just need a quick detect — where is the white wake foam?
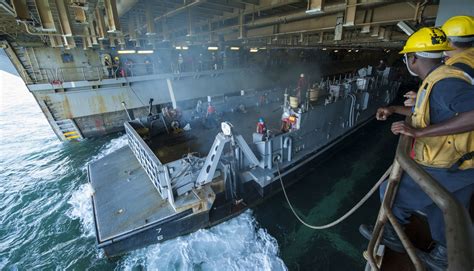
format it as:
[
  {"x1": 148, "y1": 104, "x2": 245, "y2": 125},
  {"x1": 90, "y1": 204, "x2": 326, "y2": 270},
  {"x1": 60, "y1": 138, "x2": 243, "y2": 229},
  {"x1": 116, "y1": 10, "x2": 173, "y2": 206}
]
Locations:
[
  {"x1": 88, "y1": 135, "x2": 129, "y2": 165},
  {"x1": 117, "y1": 210, "x2": 287, "y2": 271},
  {"x1": 66, "y1": 183, "x2": 95, "y2": 238}
]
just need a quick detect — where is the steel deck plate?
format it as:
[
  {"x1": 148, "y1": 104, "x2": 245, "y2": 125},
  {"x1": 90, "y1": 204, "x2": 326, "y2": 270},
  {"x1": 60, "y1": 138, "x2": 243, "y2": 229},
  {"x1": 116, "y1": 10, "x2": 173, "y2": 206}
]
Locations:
[{"x1": 89, "y1": 147, "x2": 177, "y2": 242}]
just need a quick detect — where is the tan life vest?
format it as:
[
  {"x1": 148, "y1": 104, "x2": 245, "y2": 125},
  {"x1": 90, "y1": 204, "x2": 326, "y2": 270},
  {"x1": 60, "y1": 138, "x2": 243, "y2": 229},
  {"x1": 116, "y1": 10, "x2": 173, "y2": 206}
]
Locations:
[
  {"x1": 411, "y1": 65, "x2": 474, "y2": 170},
  {"x1": 445, "y1": 47, "x2": 474, "y2": 69}
]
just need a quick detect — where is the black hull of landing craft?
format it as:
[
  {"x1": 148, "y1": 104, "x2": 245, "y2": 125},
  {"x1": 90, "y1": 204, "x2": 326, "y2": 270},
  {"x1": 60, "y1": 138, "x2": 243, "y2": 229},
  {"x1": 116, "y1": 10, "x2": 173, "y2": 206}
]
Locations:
[{"x1": 94, "y1": 117, "x2": 373, "y2": 258}]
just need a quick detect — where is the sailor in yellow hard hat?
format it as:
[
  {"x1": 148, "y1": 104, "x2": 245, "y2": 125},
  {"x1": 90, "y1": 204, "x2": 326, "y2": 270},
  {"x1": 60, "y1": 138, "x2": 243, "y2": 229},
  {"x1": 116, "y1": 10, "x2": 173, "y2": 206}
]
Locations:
[
  {"x1": 441, "y1": 15, "x2": 474, "y2": 77},
  {"x1": 359, "y1": 27, "x2": 474, "y2": 271}
]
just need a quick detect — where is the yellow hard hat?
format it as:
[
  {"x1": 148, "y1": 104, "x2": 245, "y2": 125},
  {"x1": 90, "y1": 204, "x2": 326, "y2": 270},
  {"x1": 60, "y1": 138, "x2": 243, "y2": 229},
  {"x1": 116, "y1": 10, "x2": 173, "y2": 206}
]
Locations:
[
  {"x1": 114, "y1": 56, "x2": 119, "y2": 60},
  {"x1": 399, "y1": 27, "x2": 452, "y2": 54},
  {"x1": 441, "y1": 15, "x2": 474, "y2": 37}
]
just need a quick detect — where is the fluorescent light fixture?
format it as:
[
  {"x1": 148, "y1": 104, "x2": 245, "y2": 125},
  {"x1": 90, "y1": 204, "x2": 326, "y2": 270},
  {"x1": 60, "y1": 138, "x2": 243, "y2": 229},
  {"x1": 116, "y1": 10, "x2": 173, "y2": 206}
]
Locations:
[
  {"x1": 181, "y1": 46, "x2": 189, "y2": 50},
  {"x1": 249, "y1": 48, "x2": 258, "y2": 53},
  {"x1": 259, "y1": 47, "x2": 266, "y2": 50},
  {"x1": 118, "y1": 50, "x2": 136, "y2": 54},
  {"x1": 137, "y1": 50, "x2": 154, "y2": 54},
  {"x1": 208, "y1": 46, "x2": 219, "y2": 51},
  {"x1": 397, "y1": 21, "x2": 414, "y2": 36},
  {"x1": 175, "y1": 46, "x2": 182, "y2": 50},
  {"x1": 322, "y1": 47, "x2": 327, "y2": 51},
  {"x1": 230, "y1": 46, "x2": 240, "y2": 50}
]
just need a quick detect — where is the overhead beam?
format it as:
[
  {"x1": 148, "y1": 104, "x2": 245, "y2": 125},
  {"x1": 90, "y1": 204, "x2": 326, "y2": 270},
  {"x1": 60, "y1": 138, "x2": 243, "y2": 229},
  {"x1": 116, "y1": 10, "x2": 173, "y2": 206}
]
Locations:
[
  {"x1": 207, "y1": 0, "x2": 245, "y2": 10},
  {"x1": 144, "y1": 0, "x2": 301, "y2": 40},
  {"x1": 201, "y1": 2, "x2": 234, "y2": 13},
  {"x1": 239, "y1": 0, "x2": 259, "y2": 4},
  {"x1": 217, "y1": 2, "x2": 437, "y2": 42},
  {"x1": 153, "y1": 1, "x2": 205, "y2": 23}
]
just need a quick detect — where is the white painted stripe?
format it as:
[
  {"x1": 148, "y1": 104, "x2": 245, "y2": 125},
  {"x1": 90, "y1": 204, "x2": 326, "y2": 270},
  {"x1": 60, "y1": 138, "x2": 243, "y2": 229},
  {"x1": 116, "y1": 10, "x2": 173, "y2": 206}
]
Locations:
[{"x1": 166, "y1": 78, "x2": 177, "y2": 109}]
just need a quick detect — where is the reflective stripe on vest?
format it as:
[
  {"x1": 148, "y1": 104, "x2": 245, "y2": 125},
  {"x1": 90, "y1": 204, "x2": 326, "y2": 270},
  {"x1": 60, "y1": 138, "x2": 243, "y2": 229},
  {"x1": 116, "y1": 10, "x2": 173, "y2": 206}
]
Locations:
[{"x1": 411, "y1": 65, "x2": 474, "y2": 170}]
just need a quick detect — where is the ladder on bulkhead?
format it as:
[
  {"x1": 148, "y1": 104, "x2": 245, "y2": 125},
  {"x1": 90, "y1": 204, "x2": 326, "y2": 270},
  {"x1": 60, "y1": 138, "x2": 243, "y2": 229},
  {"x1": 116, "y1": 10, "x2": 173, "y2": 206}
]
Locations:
[{"x1": 55, "y1": 119, "x2": 83, "y2": 141}]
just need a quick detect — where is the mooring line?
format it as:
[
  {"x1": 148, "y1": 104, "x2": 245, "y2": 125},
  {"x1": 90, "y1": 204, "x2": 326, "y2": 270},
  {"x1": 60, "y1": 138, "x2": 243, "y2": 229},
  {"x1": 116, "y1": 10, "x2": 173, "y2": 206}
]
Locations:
[{"x1": 277, "y1": 163, "x2": 393, "y2": 230}]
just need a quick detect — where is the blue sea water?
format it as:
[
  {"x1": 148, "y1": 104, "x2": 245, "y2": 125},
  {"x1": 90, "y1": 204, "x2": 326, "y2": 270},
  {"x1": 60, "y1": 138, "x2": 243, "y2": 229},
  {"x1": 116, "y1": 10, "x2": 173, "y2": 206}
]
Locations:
[{"x1": 0, "y1": 53, "x2": 398, "y2": 270}]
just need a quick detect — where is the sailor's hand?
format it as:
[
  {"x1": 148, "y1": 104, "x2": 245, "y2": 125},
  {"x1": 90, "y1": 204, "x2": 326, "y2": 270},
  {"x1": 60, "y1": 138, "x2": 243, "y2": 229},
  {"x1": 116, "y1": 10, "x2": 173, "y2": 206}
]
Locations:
[
  {"x1": 376, "y1": 107, "x2": 394, "y2": 121},
  {"x1": 391, "y1": 121, "x2": 420, "y2": 137},
  {"x1": 403, "y1": 91, "x2": 417, "y2": 107}
]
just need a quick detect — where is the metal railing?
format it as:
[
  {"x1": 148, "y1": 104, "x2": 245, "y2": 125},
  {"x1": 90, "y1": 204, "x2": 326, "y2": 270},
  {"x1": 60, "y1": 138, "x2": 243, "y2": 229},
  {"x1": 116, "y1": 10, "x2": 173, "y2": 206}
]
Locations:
[
  {"x1": 366, "y1": 134, "x2": 474, "y2": 270},
  {"x1": 26, "y1": 56, "x2": 244, "y2": 84}
]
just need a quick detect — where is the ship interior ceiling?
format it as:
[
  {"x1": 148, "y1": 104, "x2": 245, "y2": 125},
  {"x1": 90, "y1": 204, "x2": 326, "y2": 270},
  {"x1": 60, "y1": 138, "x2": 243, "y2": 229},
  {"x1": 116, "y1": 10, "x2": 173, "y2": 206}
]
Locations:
[{"x1": 0, "y1": 0, "x2": 439, "y2": 83}]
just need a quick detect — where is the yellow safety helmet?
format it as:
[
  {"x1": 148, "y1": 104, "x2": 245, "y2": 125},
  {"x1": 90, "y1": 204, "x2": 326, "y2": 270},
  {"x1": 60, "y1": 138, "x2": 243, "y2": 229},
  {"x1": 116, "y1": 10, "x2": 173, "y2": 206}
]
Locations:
[
  {"x1": 114, "y1": 56, "x2": 119, "y2": 60},
  {"x1": 441, "y1": 15, "x2": 474, "y2": 37},
  {"x1": 399, "y1": 27, "x2": 452, "y2": 54}
]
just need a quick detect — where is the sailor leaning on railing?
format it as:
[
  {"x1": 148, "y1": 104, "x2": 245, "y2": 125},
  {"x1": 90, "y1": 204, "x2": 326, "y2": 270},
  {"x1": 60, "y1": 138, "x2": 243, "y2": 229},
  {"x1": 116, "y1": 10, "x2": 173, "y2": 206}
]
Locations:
[{"x1": 358, "y1": 20, "x2": 474, "y2": 271}]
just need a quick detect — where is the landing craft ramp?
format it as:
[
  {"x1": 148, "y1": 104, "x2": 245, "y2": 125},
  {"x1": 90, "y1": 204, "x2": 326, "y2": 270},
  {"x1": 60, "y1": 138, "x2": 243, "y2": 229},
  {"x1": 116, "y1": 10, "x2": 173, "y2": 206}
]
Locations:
[{"x1": 89, "y1": 147, "x2": 178, "y2": 242}]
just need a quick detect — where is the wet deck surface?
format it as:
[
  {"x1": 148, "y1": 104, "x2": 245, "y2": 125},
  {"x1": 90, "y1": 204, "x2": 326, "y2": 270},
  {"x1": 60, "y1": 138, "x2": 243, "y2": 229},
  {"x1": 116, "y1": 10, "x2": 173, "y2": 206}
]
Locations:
[{"x1": 90, "y1": 147, "x2": 177, "y2": 241}]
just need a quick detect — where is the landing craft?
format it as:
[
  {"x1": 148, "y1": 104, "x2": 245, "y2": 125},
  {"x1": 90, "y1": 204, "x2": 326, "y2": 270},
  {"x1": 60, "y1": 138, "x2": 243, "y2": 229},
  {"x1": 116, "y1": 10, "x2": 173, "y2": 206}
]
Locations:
[{"x1": 89, "y1": 67, "x2": 400, "y2": 256}]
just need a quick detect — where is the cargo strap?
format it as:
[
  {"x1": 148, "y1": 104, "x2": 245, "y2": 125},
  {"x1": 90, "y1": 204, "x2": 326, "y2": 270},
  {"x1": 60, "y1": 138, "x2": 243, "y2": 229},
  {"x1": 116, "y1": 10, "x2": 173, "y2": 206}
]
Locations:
[{"x1": 448, "y1": 151, "x2": 474, "y2": 173}]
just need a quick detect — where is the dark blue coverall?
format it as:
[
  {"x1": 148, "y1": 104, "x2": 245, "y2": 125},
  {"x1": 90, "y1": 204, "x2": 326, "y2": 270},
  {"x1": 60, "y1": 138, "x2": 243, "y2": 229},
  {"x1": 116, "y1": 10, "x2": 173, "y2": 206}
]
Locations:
[{"x1": 380, "y1": 69, "x2": 474, "y2": 247}]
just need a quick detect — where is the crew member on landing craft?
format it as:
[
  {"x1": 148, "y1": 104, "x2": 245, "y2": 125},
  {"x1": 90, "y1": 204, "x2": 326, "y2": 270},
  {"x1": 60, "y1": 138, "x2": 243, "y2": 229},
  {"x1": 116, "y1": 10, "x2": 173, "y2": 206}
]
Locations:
[
  {"x1": 104, "y1": 55, "x2": 113, "y2": 78},
  {"x1": 441, "y1": 15, "x2": 474, "y2": 77},
  {"x1": 296, "y1": 73, "x2": 307, "y2": 102},
  {"x1": 256, "y1": 117, "x2": 267, "y2": 134},
  {"x1": 359, "y1": 27, "x2": 474, "y2": 271}
]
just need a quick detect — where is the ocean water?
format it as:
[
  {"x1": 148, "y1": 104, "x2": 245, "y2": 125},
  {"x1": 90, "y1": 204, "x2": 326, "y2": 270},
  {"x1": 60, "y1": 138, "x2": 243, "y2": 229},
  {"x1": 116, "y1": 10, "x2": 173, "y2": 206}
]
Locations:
[{"x1": 0, "y1": 56, "x2": 398, "y2": 270}]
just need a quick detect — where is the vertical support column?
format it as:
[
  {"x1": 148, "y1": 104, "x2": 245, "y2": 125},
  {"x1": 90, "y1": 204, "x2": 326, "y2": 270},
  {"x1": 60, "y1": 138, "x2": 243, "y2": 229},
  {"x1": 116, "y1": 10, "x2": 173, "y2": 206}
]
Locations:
[
  {"x1": 73, "y1": 7, "x2": 87, "y2": 24},
  {"x1": 55, "y1": 0, "x2": 72, "y2": 36},
  {"x1": 334, "y1": 13, "x2": 344, "y2": 41},
  {"x1": 145, "y1": 1, "x2": 156, "y2": 36},
  {"x1": 371, "y1": 25, "x2": 380, "y2": 37},
  {"x1": 12, "y1": 0, "x2": 31, "y2": 21},
  {"x1": 89, "y1": 23, "x2": 99, "y2": 45},
  {"x1": 162, "y1": 19, "x2": 169, "y2": 41},
  {"x1": 343, "y1": 0, "x2": 357, "y2": 26},
  {"x1": 377, "y1": 27, "x2": 385, "y2": 40},
  {"x1": 238, "y1": 11, "x2": 246, "y2": 39},
  {"x1": 307, "y1": 0, "x2": 325, "y2": 13},
  {"x1": 104, "y1": 0, "x2": 121, "y2": 33},
  {"x1": 208, "y1": 19, "x2": 215, "y2": 42},
  {"x1": 360, "y1": 9, "x2": 373, "y2": 34},
  {"x1": 166, "y1": 78, "x2": 177, "y2": 109},
  {"x1": 128, "y1": 16, "x2": 137, "y2": 41},
  {"x1": 49, "y1": 35, "x2": 64, "y2": 47},
  {"x1": 34, "y1": 0, "x2": 56, "y2": 31},
  {"x1": 95, "y1": 7, "x2": 107, "y2": 40},
  {"x1": 64, "y1": 37, "x2": 76, "y2": 49}
]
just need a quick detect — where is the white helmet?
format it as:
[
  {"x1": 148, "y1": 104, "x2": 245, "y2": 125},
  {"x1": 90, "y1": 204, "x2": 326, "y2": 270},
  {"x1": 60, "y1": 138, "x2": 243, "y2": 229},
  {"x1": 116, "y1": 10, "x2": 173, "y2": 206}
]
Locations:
[{"x1": 300, "y1": 73, "x2": 304, "y2": 77}]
